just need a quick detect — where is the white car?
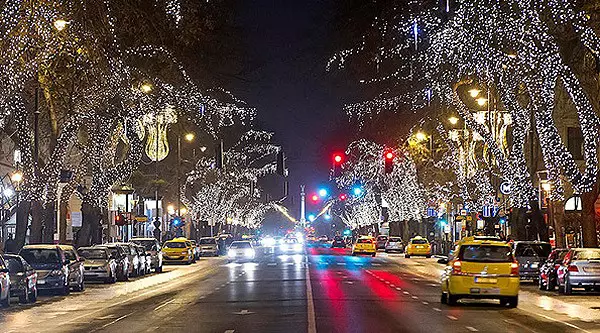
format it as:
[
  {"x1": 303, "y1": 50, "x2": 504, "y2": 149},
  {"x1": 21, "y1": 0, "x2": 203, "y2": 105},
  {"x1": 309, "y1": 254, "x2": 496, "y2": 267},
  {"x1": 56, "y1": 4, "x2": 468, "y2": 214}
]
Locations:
[
  {"x1": 384, "y1": 237, "x2": 404, "y2": 253},
  {"x1": 279, "y1": 238, "x2": 303, "y2": 253},
  {"x1": 227, "y1": 241, "x2": 256, "y2": 262}
]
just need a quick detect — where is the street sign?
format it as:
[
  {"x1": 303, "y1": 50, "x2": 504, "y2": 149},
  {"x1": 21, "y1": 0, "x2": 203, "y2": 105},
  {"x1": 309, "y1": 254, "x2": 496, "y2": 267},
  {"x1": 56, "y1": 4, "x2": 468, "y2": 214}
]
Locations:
[
  {"x1": 466, "y1": 216, "x2": 473, "y2": 221},
  {"x1": 443, "y1": 224, "x2": 451, "y2": 234},
  {"x1": 500, "y1": 182, "x2": 512, "y2": 195},
  {"x1": 427, "y1": 207, "x2": 437, "y2": 217},
  {"x1": 135, "y1": 216, "x2": 149, "y2": 222},
  {"x1": 482, "y1": 205, "x2": 491, "y2": 218},
  {"x1": 460, "y1": 209, "x2": 467, "y2": 216}
]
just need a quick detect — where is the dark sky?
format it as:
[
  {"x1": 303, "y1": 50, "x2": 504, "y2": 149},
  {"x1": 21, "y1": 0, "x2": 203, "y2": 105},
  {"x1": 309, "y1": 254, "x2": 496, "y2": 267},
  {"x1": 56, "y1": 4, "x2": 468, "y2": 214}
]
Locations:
[{"x1": 231, "y1": 1, "x2": 359, "y2": 218}]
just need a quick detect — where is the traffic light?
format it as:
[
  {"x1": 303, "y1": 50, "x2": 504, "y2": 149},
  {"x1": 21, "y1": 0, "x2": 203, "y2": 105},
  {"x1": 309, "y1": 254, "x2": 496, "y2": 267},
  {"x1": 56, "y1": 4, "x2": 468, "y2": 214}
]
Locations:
[
  {"x1": 339, "y1": 193, "x2": 348, "y2": 201},
  {"x1": 352, "y1": 186, "x2": 363, "y2": 196},
  {"x1": 332, "y1": 153, "x2": 344, "y2": 177},
  {"x1": 276, "y1": 150, "x2": 286, "y2": 176},
  {"x1": 215, "y1": 140, "x2": 224, "y2": 169},
  {"x1": 384, "y1": 150, "x2": 394, "y2": 174},
  {"x1": 115, "y1": 214, "x2": 126, "y2": 226},
  {"x1": 311, "y1": 194, "x2": 319, "y2": 203},
  {"x1": 172, "y1": 216, "x2": 183, "y2": 227}
]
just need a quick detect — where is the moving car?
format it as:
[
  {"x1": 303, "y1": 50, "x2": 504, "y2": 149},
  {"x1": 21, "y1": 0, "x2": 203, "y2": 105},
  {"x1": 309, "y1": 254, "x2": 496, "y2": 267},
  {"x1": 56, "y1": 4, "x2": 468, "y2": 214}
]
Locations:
[
  {"x1": 0, "y1": 255, "x2": 12, "y2": 307},
  {"x1": 331, "y1": 236, "x2": 346, "y2": 248},
  {"x1": 557, "y1": 248, "x2": 600, "y2": 294},
  {"x1": 405, "y1": 236, "x2": 432, "y2": 258},
  {"x1": 384, "y1": 237, "x2": 404, "y2": 253},
  {"x1": 77, "y1": 247, "x2": 117, "y2": 284},
  {"x1": 227, "y1": 241, "x2": 256, "y2": 262},
  {"x1": 131, "y1": 237, "x2": 163, "y2": 273},
  {"x1": 20, "y1": 244, "x2": 85, "y2": 295},
  {"x1": 538, "y1": 248, "x2": 569, "y2": 291},
  {"x1": 376, "y1": 235, "x2": 389, "y2": 250},
  {"x1": 441, "y1": 239, "x2": 519, "y2": 307},
  {"x1": 352, "y1": 236, "x2": 376, "y2": 257},
  {"x1": 513, "y1": 241, "x2": 552, "y2": 281},
  {"x1": 198, "y1": 237, "x2": 219, "y2": 256},
  {"x1": 162, "y1": 239, "x2": 195, "y2": 264},
  {"x1": 278, "y1": 238, "x2": 303, "y2": 253},
  {"x1": 101, "y1": 244, "x2": 130, "y2": 281},
  {"x1": 4, "y1": 254, "x2": 37, "y2": 303}
]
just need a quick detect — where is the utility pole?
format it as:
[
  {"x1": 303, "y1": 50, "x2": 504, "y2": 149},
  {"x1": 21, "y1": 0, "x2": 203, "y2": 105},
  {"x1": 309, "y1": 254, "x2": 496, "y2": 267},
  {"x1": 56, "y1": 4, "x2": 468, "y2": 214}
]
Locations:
[{"x1": 300, "y1": 185, "x2": 306, "y2": 228}]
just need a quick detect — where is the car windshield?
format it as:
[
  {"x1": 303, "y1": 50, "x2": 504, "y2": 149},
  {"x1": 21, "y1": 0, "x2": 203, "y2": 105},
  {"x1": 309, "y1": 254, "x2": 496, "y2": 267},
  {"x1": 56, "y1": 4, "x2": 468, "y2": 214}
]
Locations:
[
  {"x1": 20, "y1": 249, "x2": 61, "y2": 265},
  {"x1": 284, "y1": 239, "x2": 298, "y2": 244},
  {"x1": 104, "y1": 247, "x2": 121, "y2": 258},
  {"x1": 378, "y1": 236, "x2": 388, "y2": 240},
  {"x1": 515, "y1": 243, "x2": 552, "y2": 257},
  {"x1": 164, "y1": 242, "x2": 186, "y2": 248},
  {"x1": 357, "y1": 238, "x2": 372, "y2": 244},
  {"x1": 78, "y1": 249, "x2": 107, "y2": 259},
  {"x1": 460, "y1": 245, "x2": 513, "y2": 262},
  {"x1": 199, "y1": 238, "x2": 217, "y2": 245},
  {"x1": 230, "y1": 242, "x2": 251, "y2": 249},
  {"x1": 132, "y1": 239, "x2": 157, "y2": 251},
  {"x1": 574, "y1": 250, "x2": 600, "y2": 260},
  {"x1": 389, "y1": 237, "x2": 402, "y2": 242},
  {"x1": 5, "y1": 257, "x2": 23, "y2": 273},
  {"x1": 411, "y1": 239, "x2": 428, "y2": 244}
]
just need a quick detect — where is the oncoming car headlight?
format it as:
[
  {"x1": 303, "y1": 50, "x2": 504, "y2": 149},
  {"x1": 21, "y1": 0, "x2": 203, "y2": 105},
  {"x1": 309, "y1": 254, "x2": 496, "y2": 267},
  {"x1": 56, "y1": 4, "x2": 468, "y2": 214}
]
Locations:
[
  {"x1": 245, "y1": 249, "x2": 255, "y2": 258},
  {"x1": 228, "y1": 249, "x2": 236, "y2": 257}
]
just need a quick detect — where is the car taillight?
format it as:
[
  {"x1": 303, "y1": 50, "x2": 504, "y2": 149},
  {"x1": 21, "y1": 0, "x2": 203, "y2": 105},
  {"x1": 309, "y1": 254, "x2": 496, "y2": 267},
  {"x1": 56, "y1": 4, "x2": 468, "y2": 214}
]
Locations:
[
  {"x1": 510, "y1": 261, "x2": 519, "y2": 276},
  {"x1": 452, "y1": 261, "x2": 462, "y2": 275},
  {"x1": 568, "y1": 265, "x2": 579, "y2": 272}
]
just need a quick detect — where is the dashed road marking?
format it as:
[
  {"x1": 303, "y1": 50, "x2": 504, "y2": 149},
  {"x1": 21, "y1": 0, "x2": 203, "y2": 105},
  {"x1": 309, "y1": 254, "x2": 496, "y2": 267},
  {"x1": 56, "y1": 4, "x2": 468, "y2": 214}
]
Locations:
[
  {"x1": 267, "y1": 263, "x2": 277, "y2": 266},
  {"x1": 432, "y1": 308, "x2": 442, "y2": 312},
  {"x1": 153, "y1": 299, "x2": 175, "y2": 311},
  {"x1": 224, "y1": 330, "x2": 235, "y2": 333},
  {"x1": 447, "y1": 315, "x2": 458, "y2": 321},
  {"x1": 395, "y1": 287, "x2": 402, "y2": 291},
  {"x1": 337, "y1": 262, "x2": 346, "y2": 266},
  {"x1": 422, "y1": 301, "x2": 429, "y2": 305},
  {"x1": 411, "y1": 296, "x2": 419, "y2": 299},
  {"x1": 372, "y1": 263, "x2": 381, "y2": 266},
  {"x1": 403, "y1": 291, "x2": 410, "y2": 295},
  {"x1": 466, "y1": 327, "x2": 478, "y2": 332}
]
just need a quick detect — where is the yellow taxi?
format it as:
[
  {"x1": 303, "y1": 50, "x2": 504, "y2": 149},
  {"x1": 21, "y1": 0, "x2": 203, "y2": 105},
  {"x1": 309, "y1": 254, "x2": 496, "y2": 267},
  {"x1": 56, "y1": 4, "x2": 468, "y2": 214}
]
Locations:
[
  {"x1": 441, "y1": 238, "x2": 519, "y2": 307},
  {"x1": 161, "y1": 238, "x2": 195, "y2": 264},
  {"x1": 404, "y1": 236, "x2": 432, "y2": 258},
  {"x1": 352, "y1": 236, "x2": 376, "y2": 257}
]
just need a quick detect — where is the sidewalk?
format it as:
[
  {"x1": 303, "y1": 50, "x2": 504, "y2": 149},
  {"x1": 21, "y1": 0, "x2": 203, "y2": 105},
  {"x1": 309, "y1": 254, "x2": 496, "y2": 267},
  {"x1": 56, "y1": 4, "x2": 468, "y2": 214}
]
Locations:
[{"x1": 384, "y1": 253, "x2": 600, "y2": 323}]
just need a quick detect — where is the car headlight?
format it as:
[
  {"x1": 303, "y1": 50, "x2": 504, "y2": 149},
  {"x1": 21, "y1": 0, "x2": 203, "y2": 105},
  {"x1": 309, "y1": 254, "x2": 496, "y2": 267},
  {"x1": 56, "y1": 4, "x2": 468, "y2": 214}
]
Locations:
[
  {"x1": 181, "y1": 250, "x2": 189, "y2": 255},
  {"x1": 245, "y1": 249, "x2": 255, "y2": 258},
  {"x1": 228, "y1": 249, "x2": 236, "y2": 257},
  {"x1": 280, "y1": 244, "x2": 288, "y2": 251},
  {"x1": 49, "y1": 269, "x2": 64, "y2": 277},
  {"x1": 531, "y1": 263, "x2": 539, "y2": 269},
  {"x1": 293, "y1": 244, "x2": 302, "y2": 251},
  {"x1": 262, "y1": 238, "x2": 275, "y2": 247}
]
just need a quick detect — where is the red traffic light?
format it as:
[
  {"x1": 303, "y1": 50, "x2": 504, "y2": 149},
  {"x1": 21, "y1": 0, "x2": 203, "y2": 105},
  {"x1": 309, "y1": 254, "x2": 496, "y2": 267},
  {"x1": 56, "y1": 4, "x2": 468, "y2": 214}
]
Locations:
[
  {"x1": 311, "y1": 194, "x2": 319, "y2": 202},
  {"x1": 115, "y1": 214, "x2": 126, "y2": 226},
  {"x1": 385, "y1": 151, "x2": 394, "y2": 160},
  {"x1": 339, "y1": 193, "x2": 348, "y2": 201},
  {"x1": 333, "y1": 153, "x2": 344, "y2": 163}
]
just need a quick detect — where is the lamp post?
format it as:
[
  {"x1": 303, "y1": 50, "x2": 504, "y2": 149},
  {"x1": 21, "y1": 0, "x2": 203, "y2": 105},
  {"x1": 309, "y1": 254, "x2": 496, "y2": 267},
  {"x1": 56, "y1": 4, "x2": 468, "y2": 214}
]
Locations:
[
  {"x1": 177, "y1": 132, "x2": 195, "y2": 217},
  {"x1": 10, "y1": 171, "x2": 23, "y2": 244}
]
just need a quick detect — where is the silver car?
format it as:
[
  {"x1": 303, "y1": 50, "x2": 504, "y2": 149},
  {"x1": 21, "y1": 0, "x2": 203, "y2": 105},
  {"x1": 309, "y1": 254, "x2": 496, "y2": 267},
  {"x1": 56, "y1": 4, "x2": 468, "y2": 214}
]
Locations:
[
  {"x1": 131, "y1": 237, "x2": 163, "y2": 273},
  {"x1": 198, "y1": 237, "x2": 219, "y2": 256},
  {"x1": 227, "y1": 241, "x2": 255, "y2": 262},
  {"x1": 557, "y1": 248, "x2": 600, "y2": 294},
  {"x1": 77, "y1": 247, "x2": 117, "y2": 284},
  {"x1": 384, "y1": 237, "x2": 404, "y2": 253}
]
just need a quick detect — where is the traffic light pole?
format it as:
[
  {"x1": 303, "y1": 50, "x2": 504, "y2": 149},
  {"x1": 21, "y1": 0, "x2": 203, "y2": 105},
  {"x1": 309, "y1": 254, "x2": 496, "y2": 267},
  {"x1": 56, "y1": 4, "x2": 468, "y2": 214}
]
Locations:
[{"x1": 300, "y1": 185, "x2": 306, "y2": 228}]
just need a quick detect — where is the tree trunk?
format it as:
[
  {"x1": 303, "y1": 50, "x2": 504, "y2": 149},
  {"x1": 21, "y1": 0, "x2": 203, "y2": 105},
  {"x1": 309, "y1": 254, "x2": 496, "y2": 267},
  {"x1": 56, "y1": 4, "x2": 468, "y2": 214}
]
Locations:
[
  {"x1": 77, "y1": 202, "x2": 102, "y2": 247},
  {"x1": 15, "y1": 200, "x2": 31, "y2": 250},
  {"x1": 511, "y1": 207, "x2": 528, "y2": 240},
  {"x1": 580, "y1": 190, "x2": 599, "y2": 248},
  {"x1": 29, "y1": 200, "x2": 44, "y2": 244},
  {"x1": 552, "y1": 200, "x2": 566, "y2": 248},
  {"x1": 42, "y1": 203, "x2": 55, "y2": 243},
  {"x1": 529, "y1": 200, "x2": 549, "y2": 242}
]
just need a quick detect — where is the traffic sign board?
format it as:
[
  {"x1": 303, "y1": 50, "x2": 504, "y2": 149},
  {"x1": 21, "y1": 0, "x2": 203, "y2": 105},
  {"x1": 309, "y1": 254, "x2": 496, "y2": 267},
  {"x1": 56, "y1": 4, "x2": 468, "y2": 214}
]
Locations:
[{"x1": 500, "y1": 182, "x2": 512, "y2": 195}]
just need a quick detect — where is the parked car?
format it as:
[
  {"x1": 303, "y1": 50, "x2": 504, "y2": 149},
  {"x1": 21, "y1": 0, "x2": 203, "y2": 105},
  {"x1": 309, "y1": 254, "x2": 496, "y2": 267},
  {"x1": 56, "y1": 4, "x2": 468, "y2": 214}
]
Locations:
[
  {"x1": 384, "y1": 237, "x2": 404, "y2": 253},
  {"x1": 405, "y1": 236, "x2": 432, "y2": 258},
  {"x1": 227, "y1": 241, "x2": 256, "y2": 262},
  {"x1": 162, "y1": 239, "x2": 195, "y2": 264},
  {"x1": 376, "y1": 235, "x2": 389, "y2": 250},
  {"x1": 100, "y1": 244, "x2": 130, "y2": 281},
  {"x1": 557, "y1": 248, "x2": 600, "y2": 294},
  {"x1": 538, "y1": 248, "x2": 569, "y2": 291},
  {"x1": 441, "y1": 238, "x2": 519, "y2": 307},
  {"x1": 513, "y1": 241, "x2": 552, "y2": 282},
  {"x1": 190, "y1": 240, "x2": 200, "y2": 260},
  {"x1": 331, "y1": 236, "x2": 346, "y2": 248},
  {"x1": 132, "y1": 244, "x2": 151, "y2": 275},
  {"x1": 20, "y1": 244, "x2": 85, "y2": 295},
  {"x1": 77, "y1": 247, "x2": 117, "y2": 284},
  {"x1": 198, "y1": 237, "x2": 219, "y2": 257},
  {"x1": 0, "y1": 255, "x2": 11, "y2": 307},
  {"x1": 107, "y1": 243, "x2": 140, "y2": 277},
  {"x1": 131, "y1": 237, "x2": 163, "y2": 273},
  {"x1": 4, "y1": 254, "x2": 37, "y2": 303},
  {"x1": 352, "y1": 236, "x2": 376, "y2": 257}
]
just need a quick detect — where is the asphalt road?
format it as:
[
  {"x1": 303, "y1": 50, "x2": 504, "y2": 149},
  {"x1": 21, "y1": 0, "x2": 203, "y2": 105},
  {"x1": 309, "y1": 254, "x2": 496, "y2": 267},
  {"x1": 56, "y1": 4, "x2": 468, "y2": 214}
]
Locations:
[{"x1": 1, "y1": 246, "x2": 599, "y2": 333}]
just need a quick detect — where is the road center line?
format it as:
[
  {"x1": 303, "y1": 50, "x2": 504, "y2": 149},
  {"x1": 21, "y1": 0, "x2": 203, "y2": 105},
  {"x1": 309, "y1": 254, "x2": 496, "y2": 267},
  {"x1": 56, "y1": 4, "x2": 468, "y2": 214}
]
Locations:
[
  {"x1": 153, "y1": 299, "x2": 175, "y2": 311},
  {"x1": 466, "y1": 326, "x2": 478, "y2": 332},
  {"x1": 100, "y1": 312, "x2": 134, "y2": 329},
  {"x1": 305, "y1": 257, "x2": 317, "y2": 333},
  {"x1": 446, "y1": 315, "x2": 458, "y2": 321}
]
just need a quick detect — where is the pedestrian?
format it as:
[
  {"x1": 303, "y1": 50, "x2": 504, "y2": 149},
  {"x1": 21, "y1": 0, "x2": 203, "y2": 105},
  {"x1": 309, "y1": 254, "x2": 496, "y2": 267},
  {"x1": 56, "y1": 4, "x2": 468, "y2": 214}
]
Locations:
[{"x1": 4, "y1": 233, "x2": 16, "y2": 253}]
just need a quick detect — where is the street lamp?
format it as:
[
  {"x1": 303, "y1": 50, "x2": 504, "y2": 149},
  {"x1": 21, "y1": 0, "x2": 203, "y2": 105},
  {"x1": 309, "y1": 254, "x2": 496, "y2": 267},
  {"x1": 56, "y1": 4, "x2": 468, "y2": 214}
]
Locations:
[
  {"x1": 415, "y1": 131, "x2": 427, "y2": 142},
  {"x1": 184, "y1": 133, "x2": 195, "y2": 142},
  {"x1": 468, "y1": 88, "x2": 481, "y2": 98},
  {"x1": 448, "y1": 116, "x2": 459, "y2": 125},
  {"x1": 140, "y1": 82, "x2": 153, "y2": 94},
  {"x1": 11, "y1": 171, "x2": 23, "y2": 183},
  {"x1": 53, "y1": 19, "x2": 68, "y2": 31},
  {"x1": 476, "y1": 97, "x2": 489, "y2": 106}
]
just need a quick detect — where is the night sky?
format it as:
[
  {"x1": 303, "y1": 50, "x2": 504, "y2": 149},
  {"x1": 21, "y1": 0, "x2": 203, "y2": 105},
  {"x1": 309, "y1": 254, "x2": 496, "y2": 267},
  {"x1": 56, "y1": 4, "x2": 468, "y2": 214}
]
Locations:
[{"x1": 231, "y1": 1, "x2": 361, "y2": 223}]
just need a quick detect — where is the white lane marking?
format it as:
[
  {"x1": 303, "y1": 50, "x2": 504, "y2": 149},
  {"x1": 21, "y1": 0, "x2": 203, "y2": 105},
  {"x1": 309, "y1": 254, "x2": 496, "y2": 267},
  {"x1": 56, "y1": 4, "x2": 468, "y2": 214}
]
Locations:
[
  {"x1": 446, "y1": 315, "x2": 458, "y2": 321},
  {"x1": 466, "y1": 327, "x2": 478, "y2": 332},
  {"x1": 337, "y1": 263, "x2": 346, "y2": 266},
  {"x1": 411, "y1": 296, "x2": 418, "y2": 299},
  {"x1": 395, "y1": 287, "x2": 402, "y2": 291},
  {"x1": 531, "y1": 313, "x2": 592, "y2": 333},
  {"x1": 390, "y1": 284, "x2": 396, "y2": 287},
  {"x1": 267, "y1": 263, "x2": 277, "y2": 266},
  {"x1": 305, "y1": 259, "x2": 317, "y2": 333},
  {"x1": 422, "y1": 301, "x2": 429, "y2": 305},
  {"x1": 503, "y1": 319, "x2": 539, "y2": 333},
  {"x1": 385, "y1": 281, "x2": 391, "y2": 284},
  {"x1": 372, "y1": 263, "x2": 381, "y2": 266},
  {"x1": 100, "y1": 312, "x2": 134, "y2": 329},
  {"x1": 432, "y1": 307, "x2": 442, "y2": 312},
  {"x1": 224, "y1": 330, "x2": 235, "y2": 333},
  {"x1": 153, "y1": 299, "x2": 175, "y2": 311},
  {"x1": 403, "y1": 291, "x2": 410, "y2": 295}
]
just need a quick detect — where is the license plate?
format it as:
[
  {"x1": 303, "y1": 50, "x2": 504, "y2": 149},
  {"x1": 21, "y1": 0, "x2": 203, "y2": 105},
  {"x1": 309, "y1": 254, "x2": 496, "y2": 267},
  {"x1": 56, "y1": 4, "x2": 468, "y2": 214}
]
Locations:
[
  {"x1": 38, "y1": 279, "x2": 46, "y2": 285},
  {"x1": 470, "y1": 287, "x2": 500, "y2": 294},
  {"x1": 475, "y1": 277, "x2": 498, "y2": 284},
  {"x1": 416, "y1": 246, "x2": 423, "y2": 248}
]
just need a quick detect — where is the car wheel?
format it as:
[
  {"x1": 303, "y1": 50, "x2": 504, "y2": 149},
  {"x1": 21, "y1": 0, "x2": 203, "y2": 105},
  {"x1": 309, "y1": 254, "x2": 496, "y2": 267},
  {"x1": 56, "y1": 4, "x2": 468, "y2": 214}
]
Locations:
[
  {"x1": 156, "y1": 265, "x2": 163, "y2": 273},
  {"x1": 426, "y1": 255, "x2": 432, "y2": 258},
  {"x1": 124, "y1": 270, "x2": 129, "y2": 281},
  {"x1": 538, "y1": 277, "x2": 546, "y2": 290},
  {"x1": 351, "y1": 252, "x2": 356, "y2": 256},
  {"x1": 61, "y1": 283, "x2": 70, "y2": 296},
  {"x1": 29, "y1": 287, "x2": 37, "y2": 303},
  {"x1": 447, "y1": 294, "x2": 458, "y2": 306},
  {"x1": 405, "y1": 254, "x2": 410, "y2": 258},
  {"x1": 547, "y1": 277, "x2": 556, "y2": 291},
  {"x1": 19, "y1": 287, "x2": 30, "y2": 303},
  {"x1": 74, "y1": 278, "x2": 84, "y2": 292},
  {"x1": 371, "y1": 253, "x2": 376, "y2": 257},
  {"x1": 385, "y1": 250, "x2": 389, "y2": 253},
  {"x1": 564, "y1": 278, "x2": 572, "y2": 295},
  {"x1": 440, "y1": 292, "x2": 448, "y2": 304},
  {"x1": 1, "y1": 290, "x2": 10, "y2": 307},
  {"x1": 506, "y1": 296, "x2": 518, "y2": 308}
]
